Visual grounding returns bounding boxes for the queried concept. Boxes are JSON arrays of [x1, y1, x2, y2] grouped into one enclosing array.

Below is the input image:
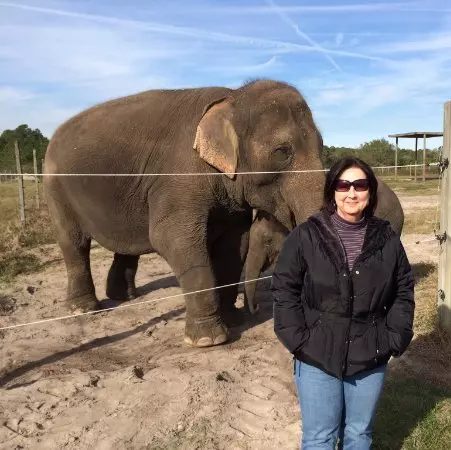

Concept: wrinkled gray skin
[[243, 178, 404, 314], [44, 80, 325, 348]]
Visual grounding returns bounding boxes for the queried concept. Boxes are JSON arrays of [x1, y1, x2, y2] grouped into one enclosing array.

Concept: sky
[[0, 0, 450, 149]]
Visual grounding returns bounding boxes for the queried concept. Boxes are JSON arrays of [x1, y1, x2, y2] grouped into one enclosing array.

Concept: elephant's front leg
[[151, 224, 227, 347], [211, 222, 250, 326]]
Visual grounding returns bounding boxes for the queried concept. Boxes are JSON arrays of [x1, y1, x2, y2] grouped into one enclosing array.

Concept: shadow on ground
[[0, 307, 185, 388], [412, 261, 436, 283], [99, 275, 180, 309], [373, 325, 451, 449], [373, 371, 451, 450]]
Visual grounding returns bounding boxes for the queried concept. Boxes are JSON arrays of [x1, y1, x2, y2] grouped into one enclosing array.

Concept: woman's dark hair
[[321, 157, 378, 217]]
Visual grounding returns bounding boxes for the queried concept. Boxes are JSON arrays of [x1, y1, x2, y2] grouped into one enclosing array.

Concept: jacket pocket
[[348, 318, 391, 365], [296, 319, 348, 377]]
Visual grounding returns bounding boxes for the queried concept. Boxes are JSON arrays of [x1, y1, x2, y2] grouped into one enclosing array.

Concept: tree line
[[322, 139, 442, 169], [0, 125, 49, 172], [0, 125, 442, 173]]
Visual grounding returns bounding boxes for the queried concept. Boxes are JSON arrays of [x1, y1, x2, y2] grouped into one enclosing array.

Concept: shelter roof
[[388, 132, 443, 139]]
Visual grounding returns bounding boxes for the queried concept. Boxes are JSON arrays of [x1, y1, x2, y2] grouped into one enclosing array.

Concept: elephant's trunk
[[243, 249, 267, 314], [286, 169, 325, 227]]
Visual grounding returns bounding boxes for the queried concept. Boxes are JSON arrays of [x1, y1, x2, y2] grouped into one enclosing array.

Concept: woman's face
[[334, 166, 370, 222]]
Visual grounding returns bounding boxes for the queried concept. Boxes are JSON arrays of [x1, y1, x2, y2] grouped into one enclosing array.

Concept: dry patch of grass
[[402, 207, 440, 235], [409, 263, 451, 385], [380, 177, 440, 196], [0, 180, 56, 283]]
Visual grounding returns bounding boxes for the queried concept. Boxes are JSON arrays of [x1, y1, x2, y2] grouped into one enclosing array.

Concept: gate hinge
[[438, 157, 449, 174], [436, 231, 447, 245]]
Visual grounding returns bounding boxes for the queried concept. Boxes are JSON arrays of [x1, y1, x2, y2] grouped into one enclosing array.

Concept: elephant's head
[[193, 79, 325, 230], [244, 210, 289, 314]]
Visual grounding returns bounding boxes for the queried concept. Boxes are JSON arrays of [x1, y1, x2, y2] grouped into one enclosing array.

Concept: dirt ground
[[0, 194, 442, 449]]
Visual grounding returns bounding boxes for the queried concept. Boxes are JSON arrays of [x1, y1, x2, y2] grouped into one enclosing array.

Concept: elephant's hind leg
[[106, 254, 139, 301], [62, 236, 100, 312], [211, 222, 250, 326], [45, 187, 100, 313]]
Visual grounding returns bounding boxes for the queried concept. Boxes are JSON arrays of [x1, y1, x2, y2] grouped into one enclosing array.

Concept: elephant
[[43, 79, 326, 348], [243, 178, 405, 314]]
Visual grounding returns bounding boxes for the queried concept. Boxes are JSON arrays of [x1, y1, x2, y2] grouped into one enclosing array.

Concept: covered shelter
[[388, 131, 443, 181]]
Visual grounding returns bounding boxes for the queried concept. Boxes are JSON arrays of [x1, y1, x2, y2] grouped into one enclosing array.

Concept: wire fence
[[0, 157, 445, 333], [0, 162, 441, 178]]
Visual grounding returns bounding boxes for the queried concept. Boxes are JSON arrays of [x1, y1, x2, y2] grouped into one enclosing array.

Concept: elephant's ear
[[193, 98, 238, 180]]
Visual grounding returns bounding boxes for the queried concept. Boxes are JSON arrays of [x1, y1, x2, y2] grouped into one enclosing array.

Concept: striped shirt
[[331, 213, 367, 270]]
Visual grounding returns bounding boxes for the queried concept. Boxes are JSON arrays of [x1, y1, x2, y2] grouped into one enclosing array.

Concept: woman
[[272, 157, 415, 449]]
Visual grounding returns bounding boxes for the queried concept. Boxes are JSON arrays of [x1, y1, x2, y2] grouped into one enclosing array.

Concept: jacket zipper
[[337, 236, 353, 377], [373, 315, 379, 363]]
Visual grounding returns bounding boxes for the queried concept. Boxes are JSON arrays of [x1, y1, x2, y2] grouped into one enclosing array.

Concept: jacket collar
[[307, 211, 394, 272]]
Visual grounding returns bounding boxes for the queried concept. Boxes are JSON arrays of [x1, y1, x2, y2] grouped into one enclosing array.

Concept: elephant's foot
[[69, 294, 101, 314], [184, 316, 228, 347], [106, 281, 137, 302]]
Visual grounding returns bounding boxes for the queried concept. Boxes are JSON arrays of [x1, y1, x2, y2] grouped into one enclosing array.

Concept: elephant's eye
[[272, 146, 293, 164]]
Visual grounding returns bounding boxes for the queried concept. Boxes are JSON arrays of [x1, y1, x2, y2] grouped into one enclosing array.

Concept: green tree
[[357, 138, 395, 167], [0, 124, 49, 172], [322, 145, 357, 168]]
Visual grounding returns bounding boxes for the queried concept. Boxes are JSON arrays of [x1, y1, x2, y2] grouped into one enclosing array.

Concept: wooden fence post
[[438, 100, 451, 334], [395, 137, 398, 180], [14, 140, 26, 225], [414, 137, 418, 182], [33, 148, 40, 209], [423, 133, 427, 182]]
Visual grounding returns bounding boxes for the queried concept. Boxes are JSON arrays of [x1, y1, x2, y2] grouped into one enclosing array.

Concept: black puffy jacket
[[272, 211, 415, 379]]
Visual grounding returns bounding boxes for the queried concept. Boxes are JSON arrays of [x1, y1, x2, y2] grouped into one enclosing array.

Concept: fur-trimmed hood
[[306, 211, 396, 272]]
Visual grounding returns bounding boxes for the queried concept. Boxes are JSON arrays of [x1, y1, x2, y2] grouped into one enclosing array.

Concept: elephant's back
[[45, 86, 232, 175], [376, 178, 404, 235], [57, 86, 231, 134]]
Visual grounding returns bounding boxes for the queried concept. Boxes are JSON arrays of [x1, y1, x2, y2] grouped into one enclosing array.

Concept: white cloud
[[211, 2, 444, 14], [368, 33, 451, 53], [204, 56, 279, 76], [0, 24, 189, 85], [0, 1, 389, 62], [1, 0, 449, 149], [0, 86, 37, 102], [0, 97, 80, 137], [265, 0, 342, 71], [335, 33, 344, 47], [302, 52, 449, 149]]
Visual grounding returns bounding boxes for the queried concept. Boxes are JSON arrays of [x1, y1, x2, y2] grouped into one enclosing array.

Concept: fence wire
[[0, 237, 441, 332], [0, 160, 445, 333], [0, 162, 441, 178]]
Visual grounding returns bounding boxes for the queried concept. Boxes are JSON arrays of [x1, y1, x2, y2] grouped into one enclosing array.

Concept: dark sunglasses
[[335, 178, 369, 192]]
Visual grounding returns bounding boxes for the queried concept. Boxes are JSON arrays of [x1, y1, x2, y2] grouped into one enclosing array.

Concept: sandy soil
[[0, 194, 441, 449]]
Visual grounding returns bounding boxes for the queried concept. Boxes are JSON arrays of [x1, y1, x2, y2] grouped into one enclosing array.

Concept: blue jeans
[[294, 360, 387, 450]]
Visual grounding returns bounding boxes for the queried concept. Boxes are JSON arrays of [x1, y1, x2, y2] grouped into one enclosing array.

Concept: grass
[[0, 180, 56, 283], [402, 207, 440, 235], [373, 263, 451, 449], [374, 377, 451, 450], [379, 176, 441, 196], [379, 175, 441, 236]]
